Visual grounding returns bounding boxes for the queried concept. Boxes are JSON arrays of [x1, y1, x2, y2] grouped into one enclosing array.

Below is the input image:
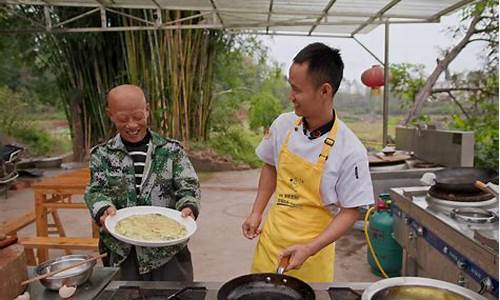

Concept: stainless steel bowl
[[35, 254, 96, 290], [362, 277, 488, 300]]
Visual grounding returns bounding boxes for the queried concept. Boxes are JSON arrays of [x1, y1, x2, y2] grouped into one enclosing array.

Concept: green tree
[[389, 1, 498, 169], [2, 6, 227, 160], [206, 36, 288, 166], [249, 91, 283, 130], [401, 0, 498, 125], [0, 86, 61, 156], [0, 10, 61, 110], [389, 63, 426, 110], [448, 71, 498, 169], [210, 36, 287, 131], [390, 66, 498, 169]]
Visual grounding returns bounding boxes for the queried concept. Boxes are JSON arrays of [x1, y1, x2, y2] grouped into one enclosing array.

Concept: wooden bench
[[2, 210, 65, 237], [2, 211, 38, 235], [18, 237, 99, 265], [1, 209, 71, 265]]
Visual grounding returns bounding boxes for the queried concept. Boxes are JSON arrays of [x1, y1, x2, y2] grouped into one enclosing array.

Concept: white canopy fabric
[[0, 0, 474, 34]]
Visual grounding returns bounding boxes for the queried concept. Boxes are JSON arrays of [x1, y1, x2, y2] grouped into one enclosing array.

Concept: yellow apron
[[251, 117, 340, 282]]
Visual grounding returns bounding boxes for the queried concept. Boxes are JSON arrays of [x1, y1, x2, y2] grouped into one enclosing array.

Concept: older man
[[85, 84, 200, 281]]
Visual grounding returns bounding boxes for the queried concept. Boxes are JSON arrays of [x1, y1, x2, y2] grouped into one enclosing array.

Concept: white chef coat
[[256, 112, 374, 209]]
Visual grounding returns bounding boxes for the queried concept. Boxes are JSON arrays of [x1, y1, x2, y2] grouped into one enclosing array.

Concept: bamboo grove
[[17, 7, 226, 160]]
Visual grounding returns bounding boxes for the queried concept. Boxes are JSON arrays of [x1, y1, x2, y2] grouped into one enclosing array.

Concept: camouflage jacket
[[84, 130, 200, 274]]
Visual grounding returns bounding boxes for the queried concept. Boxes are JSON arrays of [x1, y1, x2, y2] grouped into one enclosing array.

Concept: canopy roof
[[0, 0, 474, 34]]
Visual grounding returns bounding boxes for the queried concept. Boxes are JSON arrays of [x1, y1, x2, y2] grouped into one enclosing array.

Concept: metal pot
[[35, 254, 96, 290], [361, 277, 488, 300]]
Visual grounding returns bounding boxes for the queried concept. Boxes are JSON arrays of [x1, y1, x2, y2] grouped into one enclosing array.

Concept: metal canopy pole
[[382, 20, 390, 146], [352, 36, 383, 65]]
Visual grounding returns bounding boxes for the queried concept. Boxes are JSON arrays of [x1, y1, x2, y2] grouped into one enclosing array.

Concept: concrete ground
[[0, 168, 381, 283]]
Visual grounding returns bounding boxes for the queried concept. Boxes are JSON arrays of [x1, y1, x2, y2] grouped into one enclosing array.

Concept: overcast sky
[[259, 12, 486, 81]]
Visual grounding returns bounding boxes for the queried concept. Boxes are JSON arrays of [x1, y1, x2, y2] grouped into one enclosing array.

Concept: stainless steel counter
[[26, 267, 119, 300], [390, 187, 499, 300]]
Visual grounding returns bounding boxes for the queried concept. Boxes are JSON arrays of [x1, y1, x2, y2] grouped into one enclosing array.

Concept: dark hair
[[293, 42, 344, 95]]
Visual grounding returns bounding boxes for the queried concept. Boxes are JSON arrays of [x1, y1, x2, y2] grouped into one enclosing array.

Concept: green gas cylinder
[[367, 196, 402, 277]]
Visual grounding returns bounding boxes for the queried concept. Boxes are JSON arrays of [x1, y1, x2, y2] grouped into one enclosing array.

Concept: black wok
[[217, 257, 315, 300], [433, 167, 498, 193]]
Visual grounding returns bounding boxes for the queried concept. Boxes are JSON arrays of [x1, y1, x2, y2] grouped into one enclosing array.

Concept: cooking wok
[[433, 167, 498, 193], [217, 257, 315, 300]]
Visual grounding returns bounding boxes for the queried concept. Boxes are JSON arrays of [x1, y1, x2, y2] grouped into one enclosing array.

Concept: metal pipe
[[43, 6, 51, 31], [308, 0, 337, 35], [100, 6, 106, 29], [265, 0, 273, 34], [352, 36, 383, 65], [382, 20, 390, 146], [53, 7, 100, 28], [352, 0, 401, 35]]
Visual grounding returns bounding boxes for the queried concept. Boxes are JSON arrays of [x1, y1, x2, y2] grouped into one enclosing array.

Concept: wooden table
[[31, 168, 98, 263]]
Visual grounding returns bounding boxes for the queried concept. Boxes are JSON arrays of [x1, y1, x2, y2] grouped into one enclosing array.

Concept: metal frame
[[0, 0, 475, 146], [0, 0, 473, 34]]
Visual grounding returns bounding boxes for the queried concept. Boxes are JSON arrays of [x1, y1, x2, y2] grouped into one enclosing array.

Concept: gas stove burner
[[109, 285, 208, 300], [97, 282, 369, 300], [428, 185, 494, 202], [450, 208, 498, 224]]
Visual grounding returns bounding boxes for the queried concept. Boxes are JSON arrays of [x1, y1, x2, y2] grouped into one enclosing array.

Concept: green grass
[[27, 111, 67, 121], [342, 114, 402, 150], [342, 113, 460, 150], [208, 126, 263, 168], [6, 121, 72, 157], [189, 125, 263, 168], [340, 114, 363, 123], [10, 126, 53, 156], [49, 127, 73, 155]]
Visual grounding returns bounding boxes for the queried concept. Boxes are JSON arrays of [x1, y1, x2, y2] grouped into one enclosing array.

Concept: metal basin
[[362, 277, 488, 300], [35, 254, 96, 290]]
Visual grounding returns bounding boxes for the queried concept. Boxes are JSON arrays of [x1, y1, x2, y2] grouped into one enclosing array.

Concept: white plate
[[105, 206, 197, 247]]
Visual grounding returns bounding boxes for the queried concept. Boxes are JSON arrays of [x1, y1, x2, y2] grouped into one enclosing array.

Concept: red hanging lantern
[[361, 65, 385, 96]]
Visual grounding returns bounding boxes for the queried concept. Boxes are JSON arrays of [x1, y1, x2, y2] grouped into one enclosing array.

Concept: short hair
[[293, 42, 344, 95]]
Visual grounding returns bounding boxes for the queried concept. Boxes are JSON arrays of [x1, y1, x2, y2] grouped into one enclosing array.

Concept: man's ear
[[321, 83, 333, 98]]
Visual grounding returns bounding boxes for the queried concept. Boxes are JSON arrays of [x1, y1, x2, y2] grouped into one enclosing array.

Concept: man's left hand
[[279, 244, 314, 271], [181, 207, 195, 219]]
